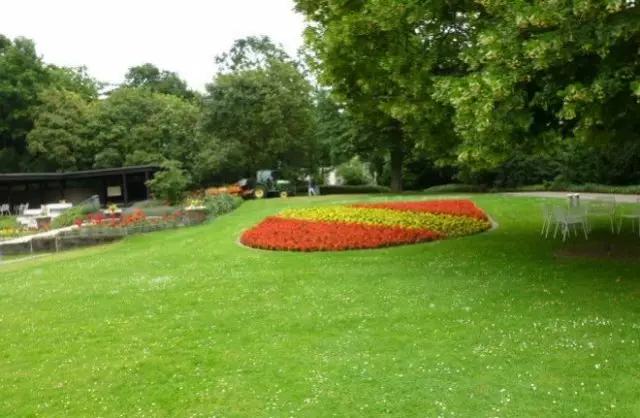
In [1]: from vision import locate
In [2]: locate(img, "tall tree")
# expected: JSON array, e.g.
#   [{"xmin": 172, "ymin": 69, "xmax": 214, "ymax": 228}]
[
  {"xmin": 124, "ymin": 63, "xmax": 196, "ymax": 100},
  {"xmin": 27, "ymin": 88, "xmax": 93, "ymax": 171},
  {"xmin": 0, "ymin": 35, "xmax": 51, "ymax": 172},
  {"xmin": 434, "ymin": 0, "xmax": 640, "ymax": 172},
  {"xmin": 201, "ymin": 37, "xmax": 316, "ymax": 179},
  {"xmin": 294, "ymin": 0, "xmax": 471, "ymax": 191},
  {"xmin": 89, "ymin": 88, "xmax": 202, "ymax": 170}
]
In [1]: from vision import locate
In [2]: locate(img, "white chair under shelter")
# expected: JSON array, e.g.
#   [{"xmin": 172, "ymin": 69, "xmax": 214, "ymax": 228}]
[{"xmin": 0, "ymin": 204, "xmax": 10, "ymax": 216}]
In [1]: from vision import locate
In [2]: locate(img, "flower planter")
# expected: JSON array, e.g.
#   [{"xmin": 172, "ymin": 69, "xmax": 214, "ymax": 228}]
[
  {"xmin": 185, "ymin": 207, "xmax": 207, "ymax": 224},
  {"xmin": 35, "ymin": 216, "xmax": 52, "ymax": 231},
  {"xmin": 103, "ymin": 211, "xmax": 122, "ymax": 219}
]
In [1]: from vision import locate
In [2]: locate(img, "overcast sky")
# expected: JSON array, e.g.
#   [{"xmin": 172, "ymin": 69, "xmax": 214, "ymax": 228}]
[{"xmin": 0, "ymin": 0, "xmax": 306, "ymax": 91}]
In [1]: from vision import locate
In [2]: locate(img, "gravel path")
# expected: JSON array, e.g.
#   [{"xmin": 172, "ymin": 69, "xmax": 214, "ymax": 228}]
[{"xmin": 505, "ymin": 192, "xmax": 639, "ymax": 203}]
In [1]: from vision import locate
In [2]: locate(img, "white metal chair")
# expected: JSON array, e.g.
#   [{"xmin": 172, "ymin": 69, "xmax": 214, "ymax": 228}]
[
  {"xmin": 540, "ymin": 203, "xmax": 555, "ymax": 238},
  {"xmin": 585, "ymin": 196, "xmax": 616, "ymax": 233},
  {"xmin": 553, "ymin": 205, "xmax": 589, "ymax": 242},
  {"xmin": 0, "ymin": 204, "xmax": 10, "ymax": 216},
  {"xmin": 617, "ymin": 197, "xmax": 640, "ymax": 236}
]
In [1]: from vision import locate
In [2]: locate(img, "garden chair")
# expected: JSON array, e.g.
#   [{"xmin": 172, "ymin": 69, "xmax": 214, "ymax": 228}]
[
  {"xmin": 617, "ymin": 197, "xmax": 640, "ymax": 237},
  {"xmin": 585, "ymin": 196, "xmax": 616, "ymax": 233},
  {"xmin": 0, "ymin": 204, "xmax": 10, "ymax": 216},
  {"xmin": 553, "ymin": 205, "xmax": 589, "ymax": 242},
  {"xmin": 540, "ymin": 203, "xmax": 555, "ymax": 238}
]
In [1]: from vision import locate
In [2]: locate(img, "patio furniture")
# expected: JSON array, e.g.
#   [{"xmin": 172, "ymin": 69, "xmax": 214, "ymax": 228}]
[
  {"xmin": 540, "ymin": 203, "xmax": 555, "ymax": 238},
  {"xmin": 617, "ymin": 197, "xmax": 640, "ymax": 236},
  {"xmin": 553, "ymin": 205, "xmax": 589, "ymax": 242},
  {"xmin": 585, "ymin": 196, "xmax": 616, "ymax": 233},
  {"xmin": 0, "ymin": 204, "xmax": 10, "ymax": 216}
]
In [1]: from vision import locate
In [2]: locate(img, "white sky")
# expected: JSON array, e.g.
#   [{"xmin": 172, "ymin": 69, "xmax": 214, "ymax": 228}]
[{"xmin": 0, "ymin": 0, "xmax": 306, "ymax": 91}]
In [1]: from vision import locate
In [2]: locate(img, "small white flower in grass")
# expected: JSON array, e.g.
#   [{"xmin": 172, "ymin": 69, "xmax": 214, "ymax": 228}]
[{"xmin": 574, "ymin": 408, "xmax": 578, "ymax": 413}]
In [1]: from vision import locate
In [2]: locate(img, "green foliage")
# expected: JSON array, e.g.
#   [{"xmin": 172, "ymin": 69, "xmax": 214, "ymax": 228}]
[
  {"xmin": 90, "ymin": 88, "xmax": 203, "ymax": 170},
  {"xmin": 336, "ymin": 157, "xmax": 371, "ymax": 186},
  {"xmin": 203, "ymin": 194, "xmax": 244, "ymax": 217},
  {"xmin": 424, "ymin": 184, "xmax": 488, "ymax": 194},
  {"xmin": 201, "ymin": 37, "xmax": 316, "ymax": 178},
  {"xmin": 294, "ymin": 0, "xmax": 467, "ymax": 192},
  {"xmin": 295, "ymin": 185, "xmax": 390, "ymax": 195},
  {"xmin": 0, "ymin": 217, "xmax": 20, "ymax": 230},
  {"xmin": 145, "ymin": 164, "xmax": 190, "ymax": 206},
  {"xmin": 123, "ymin": 63, "xmax": 196, "ymax": 101},
  {"xmin": 0, "ymin": 36, "xmax": 51, "ymax": 172},
  {"xmin": 27, "ymin": 88, "xmax": 93, "ymax": 171},
  {"xmin": 51, "ymin": 205, "xmax": 94, "ymax": 229},
  {"xmin": 434, "ymin": 0, "xmax": 640, "ymax": 171}
]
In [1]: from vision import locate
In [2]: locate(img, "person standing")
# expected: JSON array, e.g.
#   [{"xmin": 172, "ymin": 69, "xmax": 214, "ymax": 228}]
[{"xmin": 308, "ymin": 176, "xmax": 318, "ymax": 196}]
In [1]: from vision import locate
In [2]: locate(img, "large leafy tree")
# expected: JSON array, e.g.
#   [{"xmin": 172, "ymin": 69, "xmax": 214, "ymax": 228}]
[
  {"xmin": 434, "ymin": 0, "xmax": 640, "ymax": 172},
  {"xmin": 312, "ymin": 88, "xmax": 354, "ymax": 169},
  {"xmin": 201, "ymin": 37, "xmax": 316, "ymax": 179},
  {"xmin": 123, "ymin": 63, "xmax": 196, "ymax": 100},
  {"xmin": 89, "ymin": 88, "xmax": 203, "ymax": 171},
  {"xmin": 0, "ymin": 35, "xmax": 51, "ymax": 172},
  {"xmin": 294, "ymin": 0, "xmax": 471, "ymax": 191},
  {"xmin": 27, "ymin": 88, "xmax": 94, "ymax": 171}
]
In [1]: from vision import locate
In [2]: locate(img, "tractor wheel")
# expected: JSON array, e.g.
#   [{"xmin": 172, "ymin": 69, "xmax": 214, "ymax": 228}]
[
  {"xmin": 279, "ymin": 191, "xmax": 289, "ymax": 199},
  {"xmin": 254, "ymin": 187, "xmax": 267, "ymax": 199}
]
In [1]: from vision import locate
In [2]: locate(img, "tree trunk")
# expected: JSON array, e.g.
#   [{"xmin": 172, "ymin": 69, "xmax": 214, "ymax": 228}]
[
  {"xmin": 390, "ymin": 148, "xmax": 403, "ymax": 193},
  {"xmin": 389, "ymin": 121, "xmax": 404, "ymax": 193}
]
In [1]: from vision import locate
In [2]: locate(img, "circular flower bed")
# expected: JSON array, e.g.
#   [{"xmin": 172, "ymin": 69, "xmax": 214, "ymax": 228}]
[{"xmin": 240, "ymin": 199, "xmax": 492, "ymax": 252}]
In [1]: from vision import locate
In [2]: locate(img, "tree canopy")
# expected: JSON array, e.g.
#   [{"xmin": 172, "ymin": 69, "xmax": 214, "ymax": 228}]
[
  {"xmin": 201, "ymin": 37, "xmax": 317, "ymax": 180},
  {"xmin": 2, "ymin": 8, "xmax": 640, "ymax": 193}
]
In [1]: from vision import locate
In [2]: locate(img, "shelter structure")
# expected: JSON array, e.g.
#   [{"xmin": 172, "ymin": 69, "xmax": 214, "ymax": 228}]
[{"xmin": 0, "ymin": 165, "xmax": 161, "ymax": 208}]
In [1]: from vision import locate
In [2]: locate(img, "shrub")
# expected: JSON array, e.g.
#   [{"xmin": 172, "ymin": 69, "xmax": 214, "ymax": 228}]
[
  {"xmin": 146, "ymin": 164, "xmax": 190, "ymax": 206},
  {"xmin": 0, "ymin": 217, "xmax": 20, "ymax": 230},
  {"xmin": 424, "ymin": 184, "xmax": 487, "ymax": 194},
  {"xmin": 337, "ymin": 157, "xmax": 372, "ymax": 186},
  {"xmin": 296, "ymin": 185, "xmax": 391, "ymax": 195},
  {"xmin": 203, "ymin": 194, "xmax": 243, "ymax": 217},
  {"xmin": 124, "ymin": 206, "xmax": 178, "ymax": 217},
  {"xmin": 52, "ymin": 205, "xmax": 95, "ymax": 229}
]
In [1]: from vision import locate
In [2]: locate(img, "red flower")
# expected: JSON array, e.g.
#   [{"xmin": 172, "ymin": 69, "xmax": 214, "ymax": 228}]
[
  {"xmin": 240, "ymin": 217, "xmax": 442, "ymax": 252},
  {"xmin": 75, "ymin": 219, "xmax": 83, "ymax": 227},
  {"xmin": 352, "ymin": 200, "xmax": 487, "ymax": 220}
]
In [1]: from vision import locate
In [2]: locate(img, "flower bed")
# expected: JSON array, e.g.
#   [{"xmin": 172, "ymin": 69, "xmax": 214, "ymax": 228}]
[
  {"xmin": 241, "ymin": 217, "xmax": 443, "ymax": 252},
  {"xmin": 351, "ymin": 199, "xmax": 488, "ymax": 220},
  {"xmin": 241, "ymin": 199, "xmax": 492, "ymax": 252}
]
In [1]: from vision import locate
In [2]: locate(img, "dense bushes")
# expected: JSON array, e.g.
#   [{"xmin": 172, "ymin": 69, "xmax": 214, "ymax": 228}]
[
  {"xmin": 52, "ymin": 205, "xmax": 96, "ymax": 229},
  {"xmin": 295, "ymin": 185, "xmax": 390, "ymax": 195},
  {"xmin": 145, "ymin": 164, "xmax": 190, "ymax": 206},
  {"xmin": 203, "ymin": 194, "xmax": 243, "ymax": 217},
  {"xmin": 336, "ymin": 157, "xmax": 373, "ymax": 186},
  {"xmin": 454, "ymin": 140, "xmax": 640, "ymax": 189}
]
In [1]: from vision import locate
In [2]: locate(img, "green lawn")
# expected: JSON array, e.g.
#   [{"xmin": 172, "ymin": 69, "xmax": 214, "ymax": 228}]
[{"xmin": 1, "ymin": 194, "xmax": 639, "ymax": 417}]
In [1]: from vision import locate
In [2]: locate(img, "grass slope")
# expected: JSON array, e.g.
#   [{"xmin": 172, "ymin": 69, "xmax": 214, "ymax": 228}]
[{"xmin": 1, "ymin": 195, "xmax": 639, "ymax": 417}]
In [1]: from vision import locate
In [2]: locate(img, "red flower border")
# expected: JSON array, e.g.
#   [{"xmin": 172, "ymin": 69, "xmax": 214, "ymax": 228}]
[{"xmin": 240, "ymin": 217, "xmax": 443, "ymax": 252}]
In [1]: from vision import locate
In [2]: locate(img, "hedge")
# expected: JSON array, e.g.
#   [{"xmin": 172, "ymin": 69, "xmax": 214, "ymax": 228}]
[
  {"xmin": 296, "ymin": 185, "xmax": 391, "ymax": 195},
  {"xmin": 425, "ymin": 183, "xmax": 640, "ymax": 195}
]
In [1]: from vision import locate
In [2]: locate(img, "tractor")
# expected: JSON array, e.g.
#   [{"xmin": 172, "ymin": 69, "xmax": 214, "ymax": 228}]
[{"xmin": 238, "ymin": 170, "xmax": 296, "ymax": 199}]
